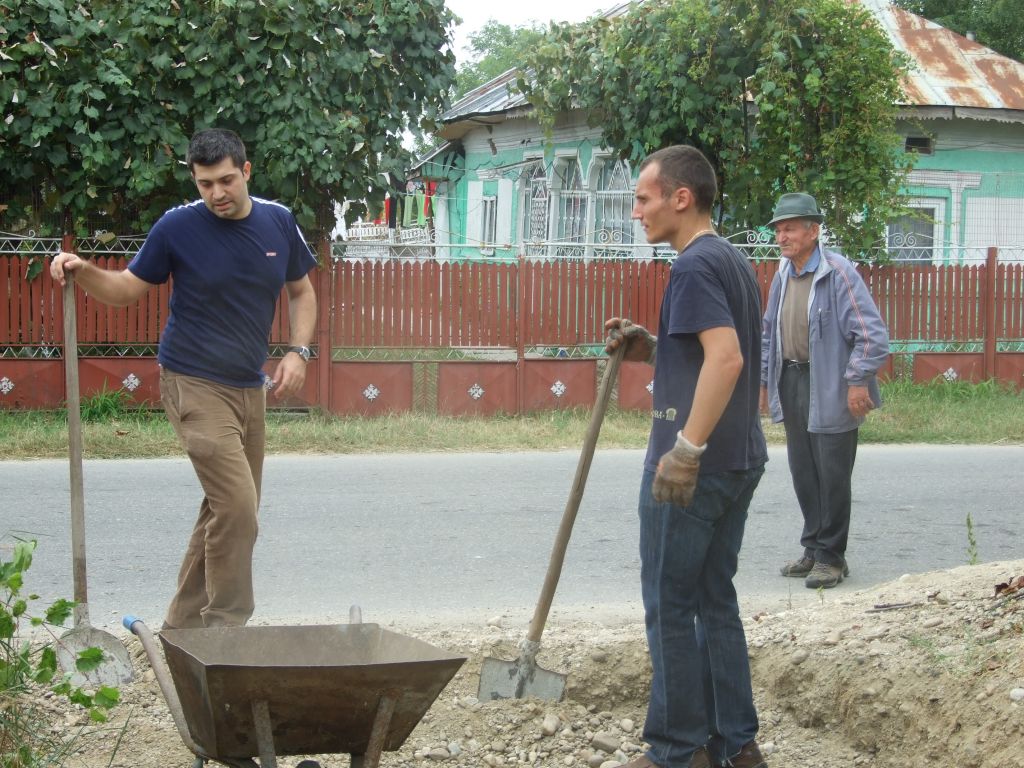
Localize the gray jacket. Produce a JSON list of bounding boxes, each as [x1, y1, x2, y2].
[[761, 248, 890, 433]]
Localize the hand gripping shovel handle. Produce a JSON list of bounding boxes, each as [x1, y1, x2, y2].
[[525, 343, 626, 645], [63, 275, 89, 626]]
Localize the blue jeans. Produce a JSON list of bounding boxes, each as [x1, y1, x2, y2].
[[638, 465, 764, 767]]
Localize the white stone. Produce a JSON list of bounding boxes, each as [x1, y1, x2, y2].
[[1010, 687, 1024, 702], [543, 713, 562, 736]]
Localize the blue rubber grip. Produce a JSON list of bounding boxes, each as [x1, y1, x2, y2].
[[122, 615, 141, 631]]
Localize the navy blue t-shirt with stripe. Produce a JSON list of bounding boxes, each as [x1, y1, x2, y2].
[[644, 234, 768, 475], [127, 197, 317, 388]]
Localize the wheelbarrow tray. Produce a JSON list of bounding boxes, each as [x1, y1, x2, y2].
[[158, 624, 465, 761]]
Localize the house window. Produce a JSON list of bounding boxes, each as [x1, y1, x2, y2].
[[521, 163, 549, 257], [555, 159, 587, 258], [888, 207, 936, 261], [481, 196, 497, 255], [594, 159, 633, 256], [904, 136, 934, 155]]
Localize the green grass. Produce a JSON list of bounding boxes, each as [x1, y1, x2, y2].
[[0, 379, 1020, 460], [860, 378, 1024, 444]]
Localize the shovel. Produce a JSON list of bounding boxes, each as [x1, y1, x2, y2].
[[478, 344, 626, 700], [55, 273, 134, 687]]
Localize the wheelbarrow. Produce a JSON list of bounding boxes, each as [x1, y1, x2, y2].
[[123, 609, 466, 768]]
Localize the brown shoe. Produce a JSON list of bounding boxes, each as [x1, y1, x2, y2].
[[779, 556, 814, 577], [625, 748, 712, 768], [725, 740, 767, 768], [805, 561, 844, 589], [689, 746, 713, 768], [624, 756, 660, 768]]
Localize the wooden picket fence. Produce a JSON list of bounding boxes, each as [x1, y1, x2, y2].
[[2, 248, 1023, 414]]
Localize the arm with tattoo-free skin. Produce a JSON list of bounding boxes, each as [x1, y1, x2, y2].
[[271, 275, 317, 399], [50, 252, 153, 306]]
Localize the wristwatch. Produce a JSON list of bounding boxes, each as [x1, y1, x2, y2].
[[287, 345, 312, 362]]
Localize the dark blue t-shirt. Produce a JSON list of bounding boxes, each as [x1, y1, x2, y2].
[[644, 234, 768, 474], [127, 197, 317, 387]]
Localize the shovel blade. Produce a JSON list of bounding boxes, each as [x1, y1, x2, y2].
[[58, 626, 135, 688], [478, 655, 566, 701]]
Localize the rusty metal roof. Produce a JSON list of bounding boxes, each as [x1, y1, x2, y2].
[[859, 0, 1024, 116]]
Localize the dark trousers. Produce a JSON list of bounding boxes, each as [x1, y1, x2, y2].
[[779, 364, 857, 567]]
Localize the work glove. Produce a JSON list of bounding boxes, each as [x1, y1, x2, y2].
[[604, 318, 656, 365], [652, 432, 706, 507]]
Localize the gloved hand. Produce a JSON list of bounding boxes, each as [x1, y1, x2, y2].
[[604, 317, 656, 365], [652, 432, 706, 507]]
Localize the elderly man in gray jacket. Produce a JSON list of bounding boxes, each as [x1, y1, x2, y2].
[[760, 193, 889, 589]]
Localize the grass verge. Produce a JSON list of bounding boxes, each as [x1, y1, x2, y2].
[[0, 380, 1020, 460]]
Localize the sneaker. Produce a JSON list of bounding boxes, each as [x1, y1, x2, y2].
[[779, 556, 814, 577], [805, 561, 844, 589], [725, 740, 767, 768]]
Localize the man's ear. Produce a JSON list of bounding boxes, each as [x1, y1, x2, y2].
[[242, 160, 252, 181], [672, 186, 693, 212]]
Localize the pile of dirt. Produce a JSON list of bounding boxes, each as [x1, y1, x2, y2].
[[60, 560, 1024, 767]]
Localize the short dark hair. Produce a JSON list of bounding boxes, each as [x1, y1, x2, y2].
[[187, 129, 247, 171], [639, 145, 717, 213]]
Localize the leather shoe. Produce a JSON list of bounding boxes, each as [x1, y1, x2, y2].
[[779, 556, 814, 577], [625, 747, 712, 768], [725, 740, 767, 767]]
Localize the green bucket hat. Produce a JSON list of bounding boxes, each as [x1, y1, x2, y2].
[[768, 192, 825, 226]]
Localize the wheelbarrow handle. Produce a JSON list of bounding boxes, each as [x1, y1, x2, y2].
[[123, 615, 207, 760]]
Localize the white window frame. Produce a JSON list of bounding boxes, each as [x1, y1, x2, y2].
[[480, 195, 497, 256]]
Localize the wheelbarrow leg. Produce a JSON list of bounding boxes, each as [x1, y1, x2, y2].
[[350, 690, 398, 768], [251, 700, 278, 768]]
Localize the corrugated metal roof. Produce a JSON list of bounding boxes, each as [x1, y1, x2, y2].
[[440, 0, 1024, 132], [442, 69, 529, 124], [860, 0, 1024, 113], [440, 2, 631, 133]]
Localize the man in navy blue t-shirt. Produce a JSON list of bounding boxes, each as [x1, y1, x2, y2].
[[606, 145, 768, 768], [51, 129, 318, 629]]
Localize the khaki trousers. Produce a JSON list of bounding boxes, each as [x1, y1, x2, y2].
[[160, 368, 265, 628]]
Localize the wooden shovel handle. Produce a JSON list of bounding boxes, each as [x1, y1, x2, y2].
[[525, 343, 627, 644], [63, 275, 89, 621]]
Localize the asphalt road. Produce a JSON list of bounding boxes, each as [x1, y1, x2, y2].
[[1, 445, 1021, 630]]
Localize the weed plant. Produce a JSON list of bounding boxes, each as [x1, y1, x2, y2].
[[1, 539, 119, 766]]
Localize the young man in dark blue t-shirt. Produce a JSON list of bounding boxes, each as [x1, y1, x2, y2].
[[606, 145, 768, 768], [51, 129, 318, 629]]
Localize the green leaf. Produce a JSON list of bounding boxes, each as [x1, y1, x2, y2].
[[75, 646, 106, 672], [44, 598, 75, 626]]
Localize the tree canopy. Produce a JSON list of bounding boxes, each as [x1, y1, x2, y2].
[[454, 20, 548, 99], [521, 0, 912, 256], [893, 0, 1024, 62], [0, 0, 456, 239]]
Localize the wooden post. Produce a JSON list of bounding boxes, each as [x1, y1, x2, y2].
[[516, 254, 527, 415], [983, 247, 998, 381], [317, 235, 333, 414]]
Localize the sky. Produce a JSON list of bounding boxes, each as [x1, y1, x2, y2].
[[444, 0, 618, 60]]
